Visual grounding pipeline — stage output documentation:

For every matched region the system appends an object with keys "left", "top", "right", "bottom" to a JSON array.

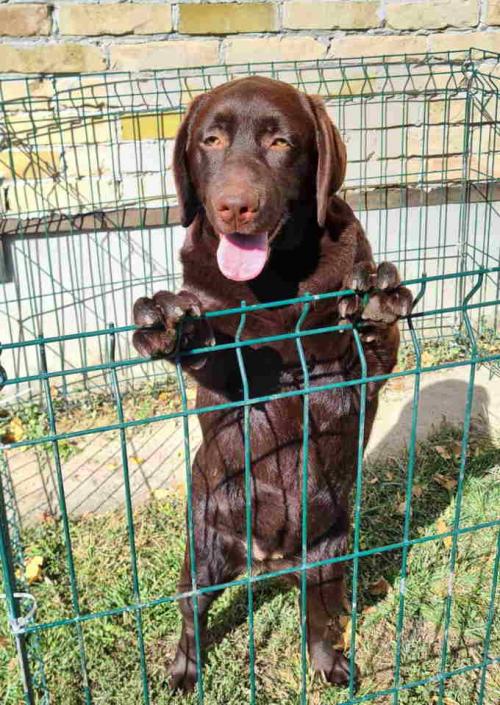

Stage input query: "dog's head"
[{"left": 173, "top": 76, "right": 346, "bottom": 282}]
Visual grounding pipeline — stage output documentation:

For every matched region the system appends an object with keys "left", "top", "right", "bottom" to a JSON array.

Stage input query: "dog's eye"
[
  {"left": 203, "top": 135, "right": 222, "bottom": 147},
  {"left": 270, "top": 137, "right": 291, "bottom": 149}
]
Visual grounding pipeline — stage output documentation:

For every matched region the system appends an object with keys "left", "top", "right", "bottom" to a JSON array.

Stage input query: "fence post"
[{"left": 0, "top": 467, "right": 35, "bottom": 704}]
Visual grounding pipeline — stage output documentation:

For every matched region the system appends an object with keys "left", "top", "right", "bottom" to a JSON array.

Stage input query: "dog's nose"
[{"left": 215, "top": 189, "right": 259, "bottom": 229}]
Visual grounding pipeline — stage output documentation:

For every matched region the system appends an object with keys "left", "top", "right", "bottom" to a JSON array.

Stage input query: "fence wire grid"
[{"left": 0, "top": 49, "right": 499, "bottom": 705}]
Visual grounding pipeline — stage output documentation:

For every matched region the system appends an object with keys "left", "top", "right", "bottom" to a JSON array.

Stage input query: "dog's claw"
[
  {"left": 325, "top": 650, "right": 359, "bottom": 688},
  {"left": 168, "top": 667, "right": 197, "bottom": 694},
  {"left": 132, "top": 290, "right": 204, "bottom": 358},
  {"left": 341, "top": 261, "right": 412, "bottom": 328}
]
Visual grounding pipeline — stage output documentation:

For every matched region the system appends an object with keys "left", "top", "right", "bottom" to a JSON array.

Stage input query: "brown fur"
[{"left": 132, "top": 76, "right": 412, "bottom": 692}]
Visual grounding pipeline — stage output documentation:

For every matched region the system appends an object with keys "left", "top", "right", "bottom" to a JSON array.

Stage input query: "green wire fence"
[{"left": 0, "top": 49, "right": 499, "bottom": 704}]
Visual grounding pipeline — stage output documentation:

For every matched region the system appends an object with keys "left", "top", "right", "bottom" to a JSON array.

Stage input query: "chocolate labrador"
[{"left": 132, "top": 76, "right": 412, "bottom": 692}]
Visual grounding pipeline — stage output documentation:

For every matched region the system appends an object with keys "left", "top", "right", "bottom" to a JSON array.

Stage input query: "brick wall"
[{"left": 0, "top": 1, "right": 498, "bottom": 74}]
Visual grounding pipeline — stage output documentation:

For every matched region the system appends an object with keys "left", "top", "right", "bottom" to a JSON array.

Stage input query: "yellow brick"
[
  {"left": 0, "top": 45, "right": 105, "bottom": 74},
  {"left": 487, "top": 1, "right": 500, "bottom": 26},
  {"left": 405, "top": 155, "right": 463, "bottom": 181},
  {"left": 386, "top": 1, "right": 478, "bottom": 30},
  {"left": 225, "top": 36, "right": 325, "bottom": 63},
  {"left": 59, "top": 4, "right": 172, "bottom": 36},
  {"left": 3, "top": 110, "right": 54, "bottom": 136},
  {"left": 428, "top": 99, "right": 466, "bottom": 125},
  {"left": 407, "top": 125, "right": 465, "bottom": 155},
  {"left": 0, "top": 150, "right": 61, "bottom": 180},
  {"left": 1, "top": 79, "right": 54, "bottom": 103},
  {"left": 0, "top": 5, "right": 50, "bottom": 37},
  {"left": 428, "top": 31, "right": 500, "bottom": 54},
  {"left": 283, "top": 1, "right": 380, "bottom": 30},
  {"left": 179, "top": 2, "right": 277, "bottom": 34},
  {"left": 3, "top": 111, "right": 116, "bottom": 146},
  {"left": 6, "top": 178, "right": 120, "bottom": 217},
  {"left": 64, "top": 146, "right": 114, "bottom": 178},
  {"left": 110, "top": 41, "right": 220, "bottom": 70},
  {"left": 471, "top": 153, "right": 500, "bottom": 179},
  {"left": 57, "top": 117, "right": 117, "bottom": 146},
  {"left": 329, "top": 34, "right": 427, "bottom": 59},
  {"left": 120, "top": 113, "right": 183, "bottom": 141}
]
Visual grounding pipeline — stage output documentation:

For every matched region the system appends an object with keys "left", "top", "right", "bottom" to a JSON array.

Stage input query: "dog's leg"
[
  {"left": 304, "top": 561, "right": 358, "bottom": 687},
  {"left": 168, "top": 529, "right": 244, "bottom": 693}
]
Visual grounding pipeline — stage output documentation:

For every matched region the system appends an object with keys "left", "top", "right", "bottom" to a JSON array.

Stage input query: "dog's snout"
[{"left": 215, "top": 189, "right": 259, "bottom": 229}]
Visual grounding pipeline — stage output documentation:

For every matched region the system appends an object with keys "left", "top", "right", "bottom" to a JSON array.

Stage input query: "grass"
[{"left": 1, "top": 424, "right": 498, "bottom": 705}]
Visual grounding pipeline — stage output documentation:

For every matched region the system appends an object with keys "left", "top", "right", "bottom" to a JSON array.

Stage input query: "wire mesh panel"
[
  {"left": 1, "top": 50, "right": 499, "bottom": 400},
  {"left": 0, "top": 50, "right": 499, "bottom": 705}
]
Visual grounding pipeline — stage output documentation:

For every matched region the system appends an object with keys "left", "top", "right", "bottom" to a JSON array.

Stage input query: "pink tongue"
[{"left": 217, "top": 232, "right": 268, "bottom": 282}]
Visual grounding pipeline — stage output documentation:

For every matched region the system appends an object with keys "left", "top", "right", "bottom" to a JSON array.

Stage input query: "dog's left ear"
[
  {"left": 306, "top": 95, "right": 347, "bottom": 228},
  {"left": 173, "top": 94, "right": 207, "bottom": 227}
]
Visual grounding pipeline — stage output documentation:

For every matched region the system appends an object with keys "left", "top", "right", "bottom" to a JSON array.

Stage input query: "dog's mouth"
[{"left": 216, "top": 216, "right": 286, "bottom": 282}]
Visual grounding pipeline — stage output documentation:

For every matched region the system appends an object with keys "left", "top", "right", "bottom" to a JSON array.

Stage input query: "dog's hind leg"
[
  {"left": 168, "top": 528, "right": 244, "bottom": 693},
  {"left": 301, "top": 534, "right": 360, "bottom": 689}
]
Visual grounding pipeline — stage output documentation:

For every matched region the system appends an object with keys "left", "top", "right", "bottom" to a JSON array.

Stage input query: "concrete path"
[{"left": 6, "top": 366, "right": 500, "bottom": 525}]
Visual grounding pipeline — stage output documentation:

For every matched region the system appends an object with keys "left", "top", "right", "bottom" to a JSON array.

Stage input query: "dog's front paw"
[
  {"left": 339, "top": 261, "right": 413, "bottom": 328},
  {"left": 132, "top": 290, "right": 203, "bottom": 358}
]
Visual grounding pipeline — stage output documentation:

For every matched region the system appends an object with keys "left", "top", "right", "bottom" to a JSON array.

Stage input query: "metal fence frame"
[{"left": 0, "top": 49, "right": 499, "bottom": 704}]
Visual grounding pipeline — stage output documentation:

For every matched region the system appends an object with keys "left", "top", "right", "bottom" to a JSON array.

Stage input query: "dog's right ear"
[{"left": 173, "top": 94, "right": 206, "bottom": 228}]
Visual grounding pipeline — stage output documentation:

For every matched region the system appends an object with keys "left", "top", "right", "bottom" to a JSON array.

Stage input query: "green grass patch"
[{"left": 1, "top": 426, "right": 499, "bottom": 704}]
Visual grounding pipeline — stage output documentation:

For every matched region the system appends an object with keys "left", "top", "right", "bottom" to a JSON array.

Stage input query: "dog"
[{"left": 132, "top": 76, "right": 412, "bottom": 692}]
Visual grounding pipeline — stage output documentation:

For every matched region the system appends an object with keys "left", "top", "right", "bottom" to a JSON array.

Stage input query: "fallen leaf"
[
  {"left": 334, "top": 615, "right": 352, "bottom": 650},
  {"left": 368, "top": 576, "right": 390, "bottom": 596},
  {"left": 129, "top": 456, "right": 144, "bottom": 465},
  {"left": 106, "top": 462, "right": 119, "bottom": 471},
  {"left": 3, "top": 416, "right": 24, "bottom": 443},
  {"left": 436, "top": 518, "right": 452, "bottom": 549},
  {"left": 152, "top": 488, "right": 169, "bottom": 501},
  {"left": 434, "top": 445, "right": 452, "bottom": 460},
  {"left": 0, "top": 635, "right": 9, "bottom": 648},
  {"left": 367, "top": 476, "right": 379, "bottom": 485},
  {"left": 396, "top": 502, "right": 413, "bottom": 516},
  {"left": 431, "top": 696, "right": 458, "bottom": 705},
  {"left": 25, "top": 555, "right": 44, "bottom": 584},
  {"left": 421, "top": 350, "right": 436, "bottom": 367},
  {"left": 8, "top": 657, "right": 17, "bottom": 672},
  {"left": 412, "top": 485, "right": 423, "bottom": 498},
  {"left": 433, "top": 473, "right": 457, "bottom": 491}
]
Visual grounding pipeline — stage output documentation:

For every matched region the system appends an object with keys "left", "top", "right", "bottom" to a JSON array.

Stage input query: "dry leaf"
[
  {"left": 369, "top": 576, "right": 390, "bottom": 596},
  {"left": 3, "top": 416, "right": 25, "bottom": 443},
  {"left": 421, "top": 351, "right": 434, "bottom": 367},
  {"left": 129, "top": 456, "right": 144, "bottom": 465},
  {"left": 152, "top": 488, "right": 169, "bottom": 501},
  {"left": 397, "top": 501, "right": 412, "bottom": 516},
  {"left": 434, "top": 445, "right": 452, "bottom": 460},
  {"left": 367, "top": 476, "right": 379, "bottom": 485},
  {"left": 412, "top": 485, "right": 423, "bottom": 498},
  {"left": 432, "top": 695, "right": 458, "bottom": 705},
  {"left": 334, "top": 615, "right": 352, "bottom": 650},
  {"left": 436, "top": 518, "right": 452, "bottom": 549},
  {"left": 25, "top": 555, "right": 44, "bottom": 584},
  {"left": 433, "top": 473, "right": 457, "bottom": 491}
]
